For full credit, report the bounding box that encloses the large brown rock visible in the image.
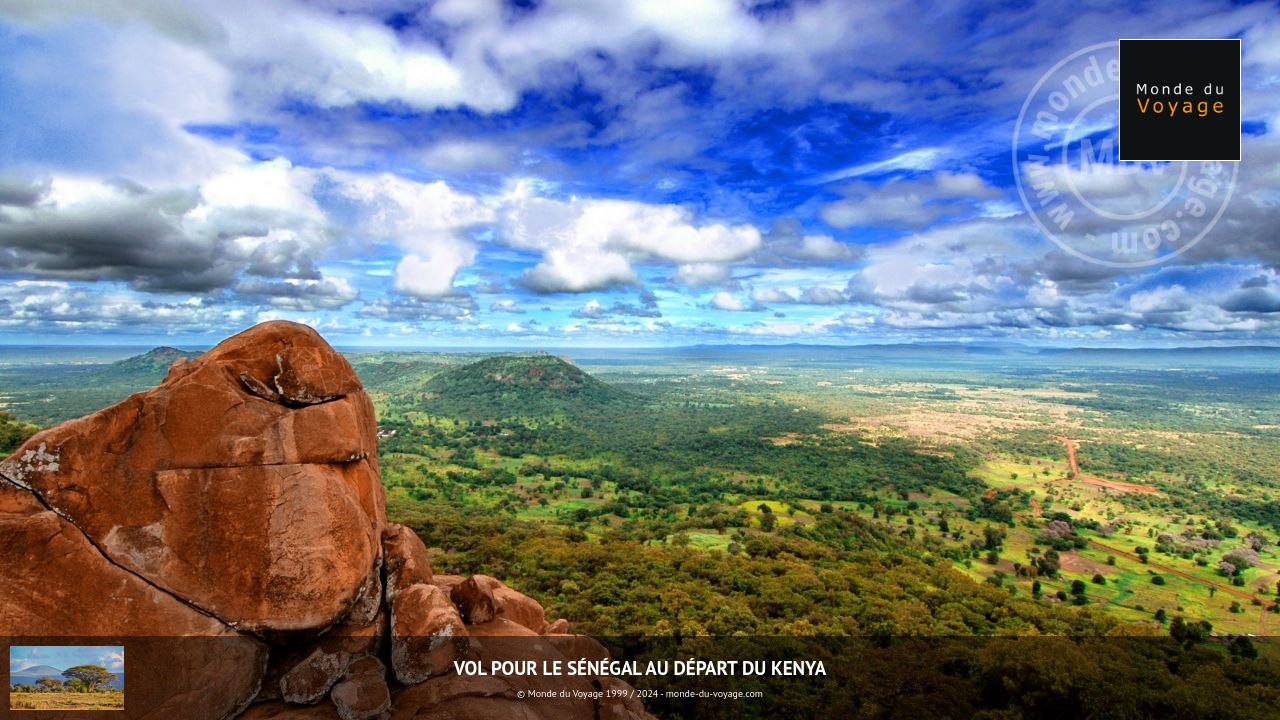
[451,574,549,634]
[279,647,349,705]
[390,582,468,684]
[383,523,433,596]
[0,481,268,719]
[330,655,392,720]
[0,321,385,636]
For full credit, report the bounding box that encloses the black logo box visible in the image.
[1119,38,1241,162]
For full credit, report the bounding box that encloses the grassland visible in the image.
[10,691,125,710]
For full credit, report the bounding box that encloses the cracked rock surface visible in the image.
[0,320,652,720]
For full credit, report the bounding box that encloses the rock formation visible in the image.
[0,321,652,720]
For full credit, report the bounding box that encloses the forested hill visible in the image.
[90,346,199,385]
[421,354,632,419]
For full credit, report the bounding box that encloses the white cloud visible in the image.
[0,280,240,332]
[98,650,124,671]
[488,298,523,313]
[501,181,759,293]
[332,171,493,298]
[393,245,476,299]
[710,291,746,311]
[518,249,639,293]
[674,262,732,288]
[814,147,946,184]
[749,287,795,304]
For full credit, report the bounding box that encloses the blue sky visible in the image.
[0,1,1278,347]
[10,645,124,674]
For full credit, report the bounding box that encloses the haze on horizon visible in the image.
[0,1,1278,348]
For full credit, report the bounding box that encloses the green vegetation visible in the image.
[0,410,37,454]
[4,346,1279,643]
[418,353,632,419]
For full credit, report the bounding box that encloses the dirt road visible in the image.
[1054,435,1158,494]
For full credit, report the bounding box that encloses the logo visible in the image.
[1119,39,1241,161]
[1012,42,1237,268]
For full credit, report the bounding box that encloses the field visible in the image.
[10,690,125,710]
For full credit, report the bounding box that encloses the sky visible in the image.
[0,0,1278,347]
[9,645,125,674]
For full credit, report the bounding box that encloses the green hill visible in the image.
[90,346,199,385]
[421,354,630,419]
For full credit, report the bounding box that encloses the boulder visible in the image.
[390,583,468,684]
[330,655,392,720]
[431,574,466,592]
[451,574,549,633]
[383,523,433,596]
[279,647,349,705]
[0,482,267,720]
[0,321,385,636]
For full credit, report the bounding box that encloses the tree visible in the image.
[62,665,116,692]
[37,677,63,691]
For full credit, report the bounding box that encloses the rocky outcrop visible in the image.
[0,321,382,636]
[0,321,651,720]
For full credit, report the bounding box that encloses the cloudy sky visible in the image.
[0,0,1278,347]
[10,644,125,674]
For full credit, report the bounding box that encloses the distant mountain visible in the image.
[114,346,199,371]
[88,346,200,385]
[11,664,64,681]
[421,353,630,419]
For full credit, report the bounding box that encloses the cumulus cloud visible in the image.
[674,262,733,288]
[0,160,339,298]
[0,280,241,332]
[98,651,124,672]
[752,220,862,267]
[501,181,760,293]
[750,284,846,306]
[710,291,757,312]
[332,171,493,298]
